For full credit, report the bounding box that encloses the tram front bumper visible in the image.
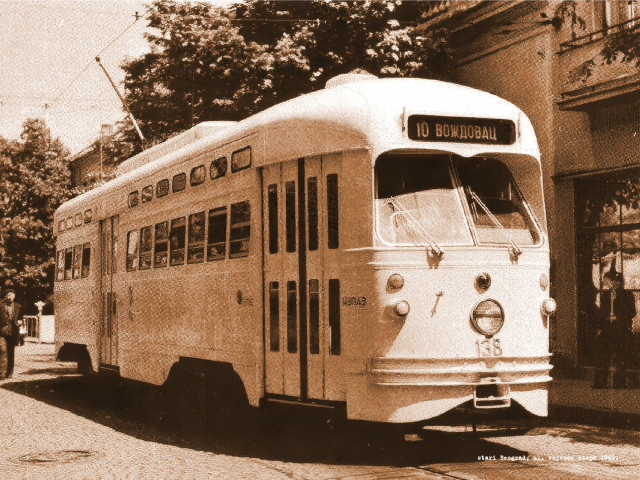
[346,356,552,423]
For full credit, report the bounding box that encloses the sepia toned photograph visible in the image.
[1,1,639,478]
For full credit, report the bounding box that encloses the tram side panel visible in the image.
[54,223,102,370]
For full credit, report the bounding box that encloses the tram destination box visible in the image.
[408,115,516,145]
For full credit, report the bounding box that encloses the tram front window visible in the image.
[376,155,471,245]
[457,158,538,246]
[375,154,539,247]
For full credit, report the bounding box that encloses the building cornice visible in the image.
[557,72,640,111]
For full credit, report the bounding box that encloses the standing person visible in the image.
[0,289,18,378]
[0,289,22,378]
[593,271,636,389]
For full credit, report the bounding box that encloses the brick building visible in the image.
[423,0,640,412]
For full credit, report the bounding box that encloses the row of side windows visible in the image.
[126,200,251,271]
[55,243,91,281]
[128,147,251,208]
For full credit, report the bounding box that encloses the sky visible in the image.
[0,0,234,155]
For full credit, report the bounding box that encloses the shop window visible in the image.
[126,230,139,271]
[128,191,139,208]
[190,165,206,186]
[210,157,227,180]
[187,211,206,263]
[231,147,251,172]
[575,170,640,368]
[207,207,227,261]
[141,185,153,203]
[170,217,186,266]
[154,221,169,268]
[230,201,250,258]
[81,243,91,278]
[172,173,186,192]
[156,179,170,198]
[139,226,153,270]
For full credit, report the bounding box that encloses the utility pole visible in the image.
[95,56,146,145]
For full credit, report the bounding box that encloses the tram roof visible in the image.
[56,76,539,219]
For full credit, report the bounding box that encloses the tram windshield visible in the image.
[376,154,539,247]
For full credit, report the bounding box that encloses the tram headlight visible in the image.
[541,298,557,316]
[387,273,404,291]
[393,300,410,317]
[471,299,504,336]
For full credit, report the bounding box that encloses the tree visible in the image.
[0,119,72,307]
[117,0,452,147]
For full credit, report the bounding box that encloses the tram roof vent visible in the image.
[325,71,378,89]
[116,121,237,177]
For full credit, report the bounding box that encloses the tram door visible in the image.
[100,215,119,367]
[263,154,341,400]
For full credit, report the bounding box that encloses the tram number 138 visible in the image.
[476,338,503,357]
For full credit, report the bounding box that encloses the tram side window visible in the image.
[327,174,339,249]
[287,281,297,353]
[190,165,205,186]
[170,217,186,266]
[285,181,296,253]
[268,184,278,254]
[126,230,139,271]
[231,146,251,173]
[307,177,319,251]
[188,212,206,263]
[156,179,170,198]
[141,185,153,203]
[210,157,227,180]
[128,191,139,208]
[309,279,320,354]
[230,201,251,258]
[81,243,91,278]
[139,226,153,270]
[172,173,186,193]
[72,245,82,278]
[269,281,279,352]
[64,248,73,280]
[207,207,227,261]
[154,221,169,268]
[329,279,341,355]
[56,250,65,281]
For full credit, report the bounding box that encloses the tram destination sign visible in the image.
[408,115,516,145]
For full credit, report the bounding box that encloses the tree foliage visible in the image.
[0,119,71,305]
[119,0,452,147]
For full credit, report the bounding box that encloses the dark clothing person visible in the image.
[593,282,636,389]
[0,291,22,379]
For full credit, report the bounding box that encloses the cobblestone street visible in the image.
[0,343,639,479]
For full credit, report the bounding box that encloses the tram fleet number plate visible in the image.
[476,338,503,357]
[408,115,516,145]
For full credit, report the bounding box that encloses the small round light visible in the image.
[476,272,491,291]
[471,299,504,336]
[540,273,549,291]
[387,273,404,290]
[541,298,557,316]
[393,300,410,317]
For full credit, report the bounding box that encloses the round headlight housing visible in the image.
[541,297,557,316]
[393,300,410,317]
[471,299,504,336]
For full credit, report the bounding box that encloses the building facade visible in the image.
[422,1,640,387]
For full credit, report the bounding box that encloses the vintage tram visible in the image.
[54,74,555,424]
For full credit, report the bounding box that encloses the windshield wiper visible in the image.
[467,188,522,259]
[387,196,444,259]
